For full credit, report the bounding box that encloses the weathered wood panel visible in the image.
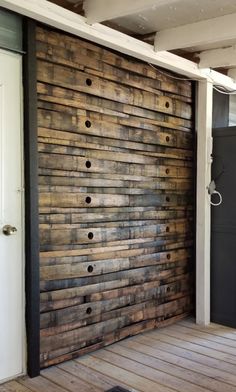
[37,25,195,368]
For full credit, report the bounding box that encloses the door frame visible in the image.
[0,47,25,383]
[23,19,40,378]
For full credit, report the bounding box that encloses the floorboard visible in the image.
[1,319,236,392]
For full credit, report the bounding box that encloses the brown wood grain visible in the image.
[36,24,195,368]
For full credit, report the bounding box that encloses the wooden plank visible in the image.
[77,355,174,392]
[37,60,192,119]
[40,280,190,330]
[37,109,193,148]
[147,329,236,365]
[38,154,192,179]
[170,324,236,348]
[109,343,236,391]
[92,349,208,392]
[36,24,194,368]
[41,367,100,392]
[137,333,236,375]
[0,381,33,392]
[119,337,236,387]
[19,376,68,392]
[36,26,192,98]
[37,143,193,166]
[40,297,191,353]
[40,313,190,367]
[39,221,191,247]
[58,360,140,392]
[40,274,192,312]
[37,83,192,131]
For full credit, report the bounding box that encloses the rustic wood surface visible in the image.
[2,319,236,392]
[36,25,195,367]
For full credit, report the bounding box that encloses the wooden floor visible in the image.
[1,318,236,392]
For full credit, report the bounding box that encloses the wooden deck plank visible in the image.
[116,338,236,388]
[167,324,236,348]
[92,348,212,392]
[41,367,101,392]
[179,319,236,341]
[76,355,175,392]
[137,334,236,375]
[148,328,236,364]
[0,381,33,392]
[1,319,236,392]
[58,360,139,392]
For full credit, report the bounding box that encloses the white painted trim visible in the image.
[154,12,236,52]
[83,0,178,24]
[196,81,213,326]
[199,46,236,69]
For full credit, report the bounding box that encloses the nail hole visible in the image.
[166,286,171,293]
[86,78,92,86]
[166,226,170,233]
[166,136,170,142]
[86,160,91,168]
[166,196,170,202]
[87,265,93,273]
[88,232,94,240]
[167,253,171,260]
[165,101,170,108]
[166,168,170,175]
[86,307,92,314]
[85,120,91,128]
[85,196,91,204]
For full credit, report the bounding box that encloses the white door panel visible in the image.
[0,50,24,382]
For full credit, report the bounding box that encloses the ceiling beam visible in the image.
[1,0,236,90]
[83,0,178,24]
[228,68,236,80]
[198,46,236,69]
[155,12,236,51]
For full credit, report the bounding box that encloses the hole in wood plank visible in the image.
[85,120,91,128]
[166,168,170,175]
[85,196,92,204]
[86,307,92,314]
[166,136,170,142]
[166,286,171,292]
[87,265,94,273]
[167,253,171,260]
[85,160,91,168]
[166,226,170,233]
[88,232,94,240]
[86,78,92,86]
[165,101,170,108]
[166,196,170,202]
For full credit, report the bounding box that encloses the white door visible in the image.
[0,50,24,382]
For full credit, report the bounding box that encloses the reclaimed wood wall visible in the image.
[36,25,195,368]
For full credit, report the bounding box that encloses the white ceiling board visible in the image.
[155,12,236,52]
[199,46,236,68]
[83,0,178,24]
[107,0,236,35]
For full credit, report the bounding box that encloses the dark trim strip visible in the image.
[23,18,40,378]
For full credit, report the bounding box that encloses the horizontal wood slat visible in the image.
[37,25,195,368]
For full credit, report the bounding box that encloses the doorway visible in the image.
[211,127,236,327]
[0,50,24,382]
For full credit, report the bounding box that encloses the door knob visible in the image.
[2,225,17,236]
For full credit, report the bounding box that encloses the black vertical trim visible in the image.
[23,18,40,378]
[192,81,197,318]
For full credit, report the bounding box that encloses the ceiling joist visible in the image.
[228,68,236,80]
[155,12,236,51]
[83,0,178,24]
[198,46,236,69]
